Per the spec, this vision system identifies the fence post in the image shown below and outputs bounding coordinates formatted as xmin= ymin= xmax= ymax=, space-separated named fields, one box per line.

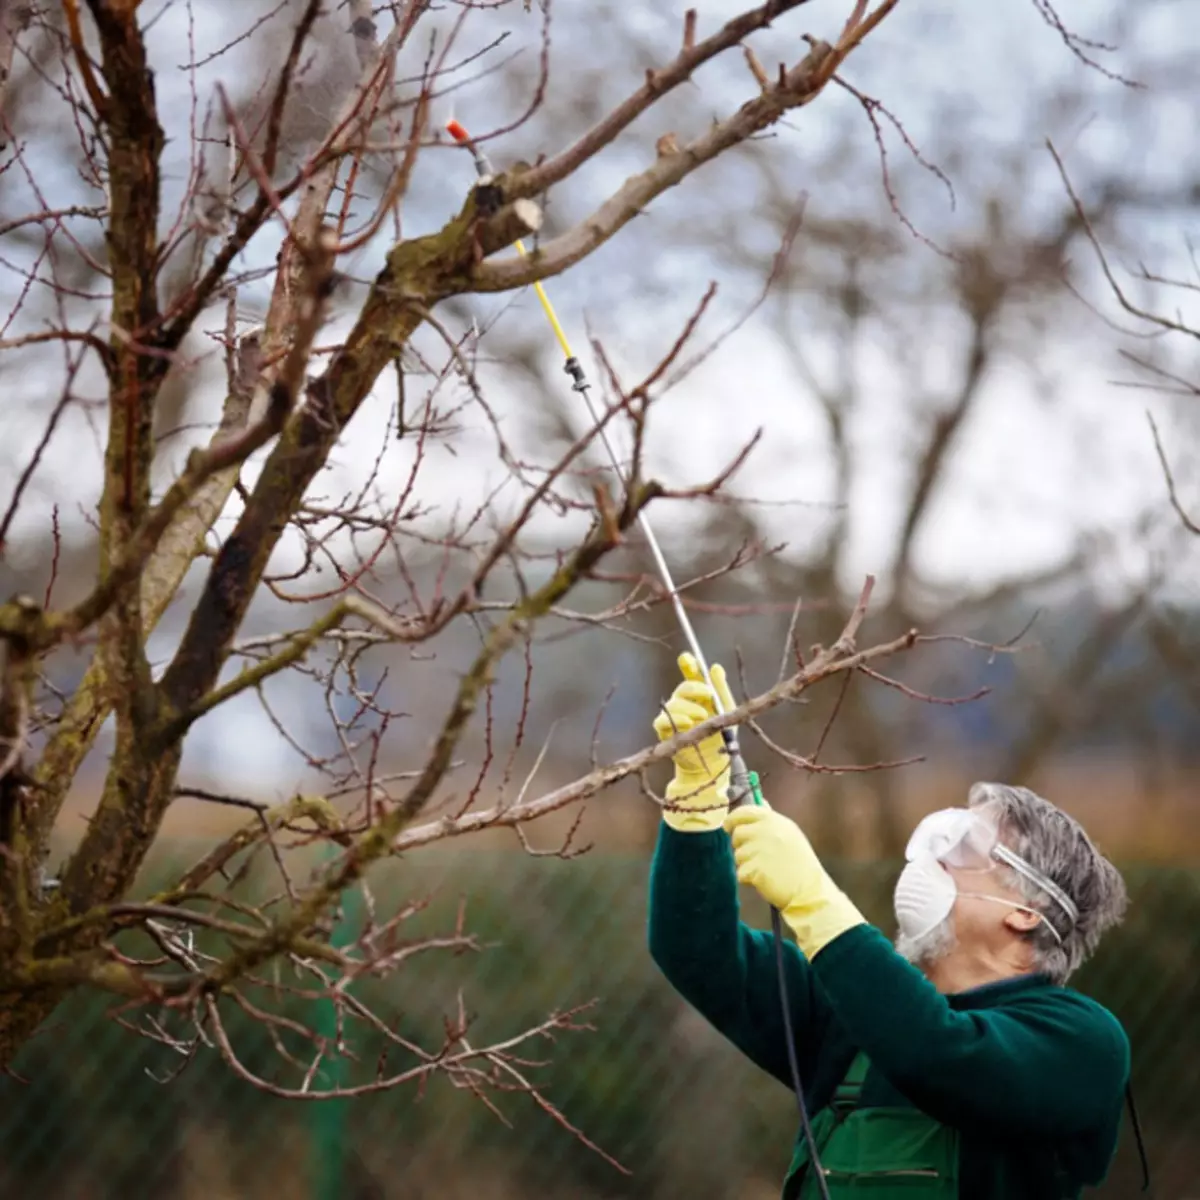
xmin=311 ymin=851 xmax=360 ymax=1200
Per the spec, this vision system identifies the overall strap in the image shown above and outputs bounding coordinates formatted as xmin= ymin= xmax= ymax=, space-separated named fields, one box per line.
xmin=783 ymin=1056 xmax=867 ymax=1199
xmin=829 ymin=1051 xmax=870 ymax=1119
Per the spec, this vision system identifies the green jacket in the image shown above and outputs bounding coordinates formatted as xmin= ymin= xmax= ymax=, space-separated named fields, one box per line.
xmin=647 ymin=826 xmax=1131 ymax=1198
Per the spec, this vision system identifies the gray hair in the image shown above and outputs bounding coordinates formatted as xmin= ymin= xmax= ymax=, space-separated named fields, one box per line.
xmin=967 ymin=782 xmax=1128 ymax=984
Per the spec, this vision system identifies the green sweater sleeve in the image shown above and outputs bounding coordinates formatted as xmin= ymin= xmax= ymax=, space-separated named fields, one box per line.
xmin=811 ymin=924 xmax=1130 ymax=1139
xmin=647 ymin=824 xmax=835 ymax=1091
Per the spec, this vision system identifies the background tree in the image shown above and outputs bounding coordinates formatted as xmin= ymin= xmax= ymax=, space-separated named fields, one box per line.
xmin=482 ymin=0 xmax=1200 ymax=861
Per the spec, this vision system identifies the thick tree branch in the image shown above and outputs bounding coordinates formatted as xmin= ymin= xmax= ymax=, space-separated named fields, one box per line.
xmin=502 ymin=0 xmax=818 ymax=202
xmin=0 ymin=955 xmax=149 ymax=998
xmin=470 ymin=38 xmax=837 ymax=293
xmin=27 ymin=227 xmax=333 ymax=918
xmin=16 ymin=0 xmax=396 ymax=875
xmin=56 ymin=742 xmax=185 ymax=918
xmin=76 ymin=1 xmax=171 ymax=940
xmin=158 ymin=191 xmax=542 ymax=716
xmin=88 ymin=0 xmax=165 ymax=524
xmin=21 ymin=3 xmax=401 ymax=887
xmin=53 ymin=250 xmax=332 ymax=920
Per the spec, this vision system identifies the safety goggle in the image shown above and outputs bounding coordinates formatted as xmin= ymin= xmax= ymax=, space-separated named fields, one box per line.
xmin=906 ymin=808 xmax=1079 ymax=928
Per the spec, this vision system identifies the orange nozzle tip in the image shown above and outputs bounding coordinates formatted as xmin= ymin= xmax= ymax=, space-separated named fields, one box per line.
xmin=445 ymin=120 xmax=471 ymax=143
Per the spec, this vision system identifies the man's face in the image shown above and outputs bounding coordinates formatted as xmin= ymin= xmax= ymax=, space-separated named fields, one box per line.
xmin=944 ymin=857 xmax=1040 ymax=949
xmin=894 ymin=807 xmax=1041 ymax=969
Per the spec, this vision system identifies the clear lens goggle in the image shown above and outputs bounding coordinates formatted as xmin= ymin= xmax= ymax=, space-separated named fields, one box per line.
xmin=906 ymin=808 xmax=1079 ymax=930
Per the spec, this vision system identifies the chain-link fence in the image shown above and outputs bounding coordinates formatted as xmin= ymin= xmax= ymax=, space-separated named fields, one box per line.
xmin=1 ymin=845 xmax=1196 ymax=1200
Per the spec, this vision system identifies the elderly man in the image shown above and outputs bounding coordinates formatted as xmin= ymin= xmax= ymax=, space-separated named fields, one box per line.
xmin=648 ymin=655 xmax=1132 ymax=1200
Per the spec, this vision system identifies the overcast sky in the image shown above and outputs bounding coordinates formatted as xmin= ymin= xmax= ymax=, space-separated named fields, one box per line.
xmin=3 ymin=0 xmax=1199 ymax=789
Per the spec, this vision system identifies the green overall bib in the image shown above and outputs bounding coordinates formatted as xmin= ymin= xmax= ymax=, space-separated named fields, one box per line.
xmin=784 ymin=1054 xmax=960 ymax=1198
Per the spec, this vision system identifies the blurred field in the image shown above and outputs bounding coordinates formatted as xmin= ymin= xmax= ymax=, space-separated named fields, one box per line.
xmin=54 ymin=752 xmax=1200 ymax=862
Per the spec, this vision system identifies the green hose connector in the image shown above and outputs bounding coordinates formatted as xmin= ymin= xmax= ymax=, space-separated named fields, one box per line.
xmin=747 ymin=770 xmax=765 ymax=806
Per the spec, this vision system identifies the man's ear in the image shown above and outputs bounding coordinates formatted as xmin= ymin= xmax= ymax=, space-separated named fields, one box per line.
xmin=1003 ymin=906 xmax=1041 ymax=934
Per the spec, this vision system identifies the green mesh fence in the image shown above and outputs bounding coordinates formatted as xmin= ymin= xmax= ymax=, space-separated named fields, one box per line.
xmin=1 ymin=848 xmax=1196 ymax=1200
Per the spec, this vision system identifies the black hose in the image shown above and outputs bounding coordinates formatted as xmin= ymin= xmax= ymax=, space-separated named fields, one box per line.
xmin=1125 ymin=1083 xmax=1152 ymax=1193
xmin=771 ymin=905 xmax=833 ymax=1200
xmin=723 ymin=730 xmax=832 ymax=1200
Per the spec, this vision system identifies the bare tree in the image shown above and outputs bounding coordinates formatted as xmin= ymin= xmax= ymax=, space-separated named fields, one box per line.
xmin=1048 ymin=140 xmax=1200 ymax=531
xmin=0 ymin=0 xmax=940 ymax=1156
xmin=554 ymin=3 xmax=1200 ymax=858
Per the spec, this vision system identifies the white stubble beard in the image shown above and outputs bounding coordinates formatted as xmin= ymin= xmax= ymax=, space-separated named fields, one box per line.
xmin=895 ymin=914 xmax=957 ymax=971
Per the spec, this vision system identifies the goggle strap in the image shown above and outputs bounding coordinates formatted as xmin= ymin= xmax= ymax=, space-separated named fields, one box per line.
xmin=992 ymin=845 xmax=1079 ymax=926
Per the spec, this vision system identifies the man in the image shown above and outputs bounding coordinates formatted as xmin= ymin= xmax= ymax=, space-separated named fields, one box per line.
xmin=647 ymin=654 xmax=1132 ymax=1199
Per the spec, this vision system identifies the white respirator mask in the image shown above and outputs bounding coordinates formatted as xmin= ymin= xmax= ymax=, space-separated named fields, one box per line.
xmin=893 ymin=808 xmax=1079 ymax=944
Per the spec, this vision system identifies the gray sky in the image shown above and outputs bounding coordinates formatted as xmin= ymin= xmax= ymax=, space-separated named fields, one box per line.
xmin=3 ymin=0 xmax=1199 ymax=789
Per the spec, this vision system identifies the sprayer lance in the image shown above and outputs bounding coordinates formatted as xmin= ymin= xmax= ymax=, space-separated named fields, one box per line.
xmin=446 ymin=117 xmax=827 ymax=1199
xmin=444 ymin=119 xmax=758 ymax=807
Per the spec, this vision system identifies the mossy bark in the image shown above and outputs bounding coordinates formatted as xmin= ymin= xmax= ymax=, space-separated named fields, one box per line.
xmin=0 ymin=143 xmax=542 ymax=1067
xmin=0 ymin=1 xmax=172 ymax=1069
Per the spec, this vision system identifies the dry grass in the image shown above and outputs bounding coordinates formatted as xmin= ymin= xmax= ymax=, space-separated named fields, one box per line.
xmin=50 ymin=752 xmax=1200 ymax=865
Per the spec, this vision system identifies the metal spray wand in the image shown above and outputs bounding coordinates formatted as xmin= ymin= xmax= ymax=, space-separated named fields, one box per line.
xmin=445 ymin=119 xmax=831 ymax=1199
xmin=444 ymin=119 xmax=764 ymax=810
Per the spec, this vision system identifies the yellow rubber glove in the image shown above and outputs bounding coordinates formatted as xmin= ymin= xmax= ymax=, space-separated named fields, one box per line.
xmin=724 ymin=801 xmax=866 ymax=958
xmin=652 ymin=652 xmax=734 ymax=832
